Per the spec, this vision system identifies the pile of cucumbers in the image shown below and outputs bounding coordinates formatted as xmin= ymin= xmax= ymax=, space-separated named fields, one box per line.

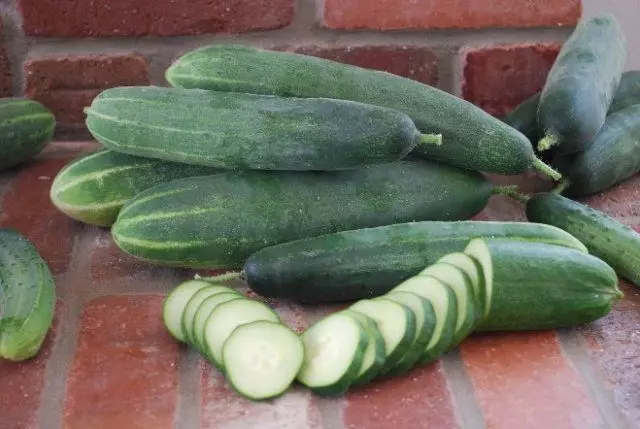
xmin=39 ymin=11 xmax=640 ymax=399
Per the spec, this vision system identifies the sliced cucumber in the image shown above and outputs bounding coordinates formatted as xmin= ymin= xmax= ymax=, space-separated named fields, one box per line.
xmin=349 ymin=298 xmax=416 ymax=374
xmin=162 ymin=280 xmax=212 ymax=342
xmin=193 ymin=292 xmax=243 ymax=359
xmin=383 ymin=291 xmax=436 ymax=376
xmin=392 ymin=275 xmax=457 ymax=365
xmin=437 ymin=252 xmax=486 ymax=323
xmin=419 ymin=263 xmax=476 ymax=346
xmin=222 ymin=320 xmax=304 ymax=401
xmin=344 ymin=311 xmax=386 ymax=385
xmin=297 ymin=309 xmax=368 ymax=396
xmin=182 ymin=285 xmax=239 ymax=345
xmin=203 ymin=298 xmax=280 ymax=369
xmin=464 ymin=239 xmax=493 ymax=318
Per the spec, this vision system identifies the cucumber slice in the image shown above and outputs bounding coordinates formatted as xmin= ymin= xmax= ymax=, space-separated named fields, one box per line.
xmin=346 ymin=311 xmax=386 ymax=385
xmin=349 ymin=298 xmax=416 ymax=374
xmin=419 ymin=263 xmax=476 ymax=346
xmin=297 ymin=309 xmax=368 ymax=396
xmin=162 ymin=280 xmax=212 ymax=342
xmin=464 ymin=239 xmax=493 ymax=318
xmin=383 ymin=291 xmax=436 ymax=376
xmin=182 ymin=285 xmax=239 ymax=345
xmin=222 ymin=320 xmax=304 ymax=401
xmin=193 ymin=292 xmax=243 ymax=359
xmin=392 ymin=275 xmax=457 ymax=365
xmin=438 ymin=252 xmax=486 ymax=323
xmin=203 ymin=298 xmax=280 ymax=369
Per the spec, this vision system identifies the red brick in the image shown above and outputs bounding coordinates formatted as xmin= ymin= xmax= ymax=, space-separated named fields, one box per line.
xmin=579 ymin=282 xmax=640 ymax=425
xmin=344 ymin=362 xmax=457 ymax=429
xmin=291 ymin=45 xmax=438 ymax=86
xmin=0 ymin=16 xmax=12 ymax=97
xmin=575 ymin=173 xmax=640 ymax=219
xmin=90 ymin=229 xmax=154 ymax=281
xmin=17 ymin=0 xmax=294 ymax=37
xmin=63 ymin=295 xmax=178 ymax=429
xmin=462 ymin=44 xmax=561 ymax=116
xmin=24 ymin=54 xmax=149 ymax=130
xmin=323 ymin=0 xmax=581 ymax=31
xmin=0 ymin=301 xmax=62 ymax=429
xmin=460 ymin=331 xmax=603 ymax=428
xmin=0 ymin=157 xmax=82 ymax=274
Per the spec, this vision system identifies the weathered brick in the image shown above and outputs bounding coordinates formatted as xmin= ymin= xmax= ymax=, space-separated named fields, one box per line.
xmin=0 ymin=301 xmax=62 ymax=429
xmin=291 ymin=45 xmax=439 ymax=86
xmin=17 ymin=0 xmax=294 ymax=37
xmin=63 ymin=295 xmax=178 ymax=429
xmin=0 ymin=16 xmax=12 ymax=98
xmin=460 ymin=331 xmax=603 ymax=428
xmin=462 ymin=44 xmax=561 ymax=116
xmin=0 ymin=157 xmax=82 ymax=274
xmin=24 ymin=54 xmax=149 ymax=131
xmin=579 ymin=282 xmax=640 ymax=426
xmin=323 ymin=0 xmax=581 ymax=31
xmin=344 ymin=362 xmax=457 ymax=429
xmin=89 ymin=229 xmax=154 ymax=282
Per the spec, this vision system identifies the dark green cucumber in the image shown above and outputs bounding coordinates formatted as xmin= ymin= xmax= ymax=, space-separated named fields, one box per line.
xmin=85 ymin=86 xmax=440 ymax=171
xmin=608 ymin=70 xmax=640 ymax=113
xmin=112 ymin=160 xmax=494 ymax=269
xmin=0 ymin=228 xmax=56 ymax=361
xmin=526 ymin=192 xmax=640 ymax=289
xmin=50 ymin=149 xmax=222 ymax=226
xmin=537 ymin=14 xmax=627 ymax=154
xmin=165 ymin=44 xmax=560 ymax=180
xmin=0 ymin=98 xmax=55 ymax=171
xmin=552 ymin=104 xmax=640 ymax=197
xmin=472 ymin=240 xmax=621 ymax=331
xmin=243 ymin=220 xmax=587 ymax=303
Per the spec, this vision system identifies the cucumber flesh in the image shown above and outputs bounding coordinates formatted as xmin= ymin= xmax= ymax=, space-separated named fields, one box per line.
xmin=193 ymin=292 xmax=243 ymax=359
xmin=222 ymin=320 xmax=304 ymax=401
xmin=437 ymin=252 xmax=485 ymax=324
xmin=181 ymin=285 xmax=238 ymax=345
xmin=297 ymin=310 xmax=368 ymax=396
xmin=162 ymin=280 xmax=212 ymax=342
xmin=349 ymin=298 xmax=417 ymax=374
xmin=464 ymin=239 xmax=494 ymax=319
xmin=344 ymin=312 xmax=386 ymax=385
xmin=203 ymin=298 xmax=280 ymax=369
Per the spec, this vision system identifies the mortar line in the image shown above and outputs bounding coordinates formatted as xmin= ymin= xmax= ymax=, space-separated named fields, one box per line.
xmin=440 ymin=349 xmax=485 ymax=429
xmin=314 ymin=396 xmax=346 ymax=429
xmin=174 ymin=349 xmax=204 ymax=429
xmin=0 ymin=0 xmax=29 ymax=96
xmin=557 ymin=329 xmax=633 ymax=429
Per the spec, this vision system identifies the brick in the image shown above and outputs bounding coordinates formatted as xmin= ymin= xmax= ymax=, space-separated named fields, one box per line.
xmin=0 ymin=302 xmax=62 ymax=429
xmin=90 ymin=229 xmax=154 ymax=282
xmin=292 ymin=45 xmax=439 ymax=86
xmin=63 ymin=295 xmax=178 ymax=429
xmin=460 ymin=331 xmax=603 ymax=428
xmin=575 ymin=173 xmax=640 ymax=219
xmin=0 ymin=157 xmax=82 ymax=274
xmin=17 ymin=0 xmax=294 ymax=37
xmin=344 ymin=362 xmax=457 ymax=429
xmin=579 ymin=282 xmax=640 ymax=426
xmin=0 ymin=16 xmax=12 ymax=97
xmin=462 ymin=44 xmax=561 ymax=116
xmin=323 ymin=0 xmax=581 ymax=31
xmin=24 ymin=54 xmax=149 ymax=130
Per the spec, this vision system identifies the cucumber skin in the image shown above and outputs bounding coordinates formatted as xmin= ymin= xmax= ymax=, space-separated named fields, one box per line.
xmin=0 ymin=98 xmax=55 ymax=171
xmin=243 ymin=221 xmax=588 ymax=304
xmin=526 ymin=193 xmax=640 ymax=289
xmin=477 ymin=241 xmax=621 ymax=331
xmin=0 ymin=228 xmax=55 ymax=361
xmin=85 ymin=86 xmax=421 ymax=171
xmin=50 ymin=149 xmax=222 ymax=226
xmin=537 ymin=14 xmax=627 ymax=155
xmin=112 ymin=161 xmax=493 ymax=269
xmin=166 ymin=44 xmax=540 ymax=176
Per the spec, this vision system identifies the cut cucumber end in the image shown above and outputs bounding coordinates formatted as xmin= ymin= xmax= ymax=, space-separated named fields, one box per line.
xmin=193 ymin=292 xmax=244 ymax=357
xmin=418 ymin=133 xmax=443 ymax=147
xmin=532 ymin=157 xmax=562 ymax=181
xmin=181 ymin=285 xmax=238 ymax=345
xmin=162 ymin=279 xmax=213 ymax=342
xmin=463 ymin=239 xmax=493 ymax=319
xmin=195 ymin=271 xmax=243 ymax=282
xmin=344 ymin=312 xmax=386 ymax=385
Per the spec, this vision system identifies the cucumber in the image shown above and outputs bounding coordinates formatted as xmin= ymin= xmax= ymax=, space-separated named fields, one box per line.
xmin=609 ymin=70 xmax=640 ymax=113
xmin=50 ymin=149 xmax=222 ymax=226
xmin=345 ymin=312 xmax=386 ymax=385
xmin=181 ymin=285 xmax=239 ymax=345
xmin=437 ymin=253 xmax=486 ymax=322
xmin=162 ymin=280 xmax=213 ymax=342
xmin=193 ymin=292 xmax=242 ymax=358
xmin=112 ymin=160 xmax=494 ymax=269
xmin=468 ymin=239 xmax=622 ymax=331
xmin=85 ymin=86 xmax=440 ymax=172
xmin=243 ymin=220 xmax=588 ymax=304
xmin=296 ymin=309 xmax=368 ymax=396
xmin=526 ymin=192 xmax=640 ymax=289
xmin=536 ymin=14 xmax=627 ymax=154
xmin=0 ymin=228 xmax=56 ymax=361
xmin=222 ymin=320 xmax=304 ymax=401
xmin=551 ymin=104 xmax=640 ymax=197
xmin=0 ymin=98 xmax=55 ymax=171
xmin=165 ymin=44 xmax=560 ymax=180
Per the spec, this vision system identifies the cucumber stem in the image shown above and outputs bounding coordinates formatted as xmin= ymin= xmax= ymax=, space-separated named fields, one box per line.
xmin=551 ymin=178 xmax=571 ymax=195
xmin=418 ymin=133 xmax=442 ymax=147
xmin=532 ymin=157 xmax=562 ymax=182
xmin=195 ymin=271 xmax=243 ymax=283
xmin=537 ymin=134 xmax=559 ymax=152
xmin=492 ymin=185 xmax=530 ymax=203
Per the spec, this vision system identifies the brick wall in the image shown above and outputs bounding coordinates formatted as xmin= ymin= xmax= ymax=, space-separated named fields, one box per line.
xmin=0 ymin=0 xmax=583 ymax=139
